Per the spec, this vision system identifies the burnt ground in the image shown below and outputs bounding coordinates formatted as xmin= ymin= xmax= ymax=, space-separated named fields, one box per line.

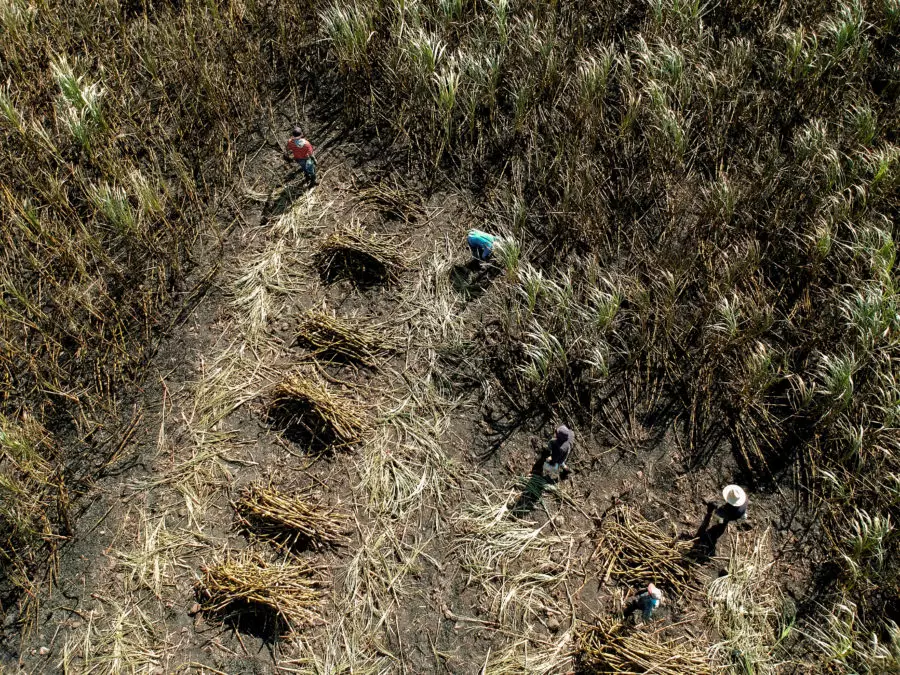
xmin=2 ymin=107 xmax=820 ymax=674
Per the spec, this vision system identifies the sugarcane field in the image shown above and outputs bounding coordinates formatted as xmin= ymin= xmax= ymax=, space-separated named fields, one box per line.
xmin=1 ymin=0 xmax=899 ymax=673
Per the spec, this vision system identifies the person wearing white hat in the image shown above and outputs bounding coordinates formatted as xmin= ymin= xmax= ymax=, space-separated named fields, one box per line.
xmin=713 ymin=484 xmax=748 ymax=525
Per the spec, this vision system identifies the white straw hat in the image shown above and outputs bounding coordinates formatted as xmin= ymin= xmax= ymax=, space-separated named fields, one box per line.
xmin=723 ymin=485 xmax=747 ymax=507
xmin=647 ymin=583 xmax=662 ymax=599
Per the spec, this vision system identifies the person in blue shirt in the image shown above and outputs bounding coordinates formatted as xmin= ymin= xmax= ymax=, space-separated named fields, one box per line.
xmin=467 ymin=229 xmax=497 ymax=262
xmin=627 ymin=583 xmax=663 ymax=622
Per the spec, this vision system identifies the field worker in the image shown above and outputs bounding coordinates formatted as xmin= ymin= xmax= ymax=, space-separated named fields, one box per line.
xmin=629 ymin=583 xmax=663 ymax=621
xmin=467 ymin=229 xmax=497 ymax=262
xmin=543 ymin=424 xmax=574 ymax=480
xmin=713 ymin=484 xmax=748 ymax=526
xmin=285 ymin=126 xmax=317 ymax=185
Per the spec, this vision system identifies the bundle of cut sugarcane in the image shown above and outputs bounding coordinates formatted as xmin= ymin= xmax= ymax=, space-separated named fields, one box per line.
xmin=269 ymin=371 xmax=369 ymax=450
xmin=578 ymin=618 xmax=712 ymax=675
xmin=356 ymin=179 xmax=424 ymax=219
xmin=197 ymin=551 xmax=327 ymax=634
xmin=594 ymin=505 xmax=697 ymax=594
xmin=235 ymin=482 xmax=349 ymax=550
xmin=316 ymin=225 xmax=405 ymax=285
xmin=295 ymin=309 xmax=392 ymax=366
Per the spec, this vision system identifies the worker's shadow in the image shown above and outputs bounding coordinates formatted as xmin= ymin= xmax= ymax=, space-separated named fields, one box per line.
xmin=511 ymin=456 xmax=551 ymax=517
xmin=687 ymin=503 xmax=726 ymax=563
xmin=449 ymin=260 xmax=500 ymax=300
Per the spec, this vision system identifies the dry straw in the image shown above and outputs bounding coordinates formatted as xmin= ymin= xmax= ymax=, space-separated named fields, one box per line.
xmin=197 ymin=551 xmax=327 ymax=634
xmin=578 ymin=617 xmax=712 ymax=674
xmin=594 ymin=505 xmax=697 ymax=594
xmin=295 ymin=308 xmax=392 ymax=366
xmin=316 ymin=224 xmax=406 ymax=285
xmin=235 ymin=482 xmax=349 ymax=550
xmin=355 ymin=177 xmax=425 ymax=219
xmin=269 ymin=371 xmax=369 ymax=450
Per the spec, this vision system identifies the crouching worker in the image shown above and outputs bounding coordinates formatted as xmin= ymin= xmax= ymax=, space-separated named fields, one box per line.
xmin=712 ymin=485 xmax=748 ymax=526
xmin=626 ymin=583 xmax=663 ymax=623
xmin=467 ymin=229 xmax=497 ymax=262
xmin=543 ymin=425 xmax=574 ymax=481
xmin=284 ymin=126 xmax=317 ymax=185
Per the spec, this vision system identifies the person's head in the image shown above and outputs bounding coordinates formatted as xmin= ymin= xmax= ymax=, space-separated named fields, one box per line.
xmin=291 ymin=126 xmax=303 ymax=138
xmin=556 ymin=425 xmax=572 ymax=441
xmin=647 ymin=583 xmax=662 ymax=599
xmin=723 ymin=485 xmax=747 ymax=507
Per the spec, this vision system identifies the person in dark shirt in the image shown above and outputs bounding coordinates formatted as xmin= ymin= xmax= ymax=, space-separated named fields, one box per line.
xmin=713 ymin=485 xmax=748 ymax=525
xmin=691 ymin=485 xmax=750 ymax=561
xmin=543 ymin=425 xmax=573 ymax=479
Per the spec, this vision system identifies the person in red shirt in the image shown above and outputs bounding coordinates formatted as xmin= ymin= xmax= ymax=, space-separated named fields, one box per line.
xmin=284 ymin=126 xmax=317 ymax=185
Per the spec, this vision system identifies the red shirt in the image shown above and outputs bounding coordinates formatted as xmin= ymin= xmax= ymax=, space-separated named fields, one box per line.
xmin=286 ymin=137 xmax=314 ymax=160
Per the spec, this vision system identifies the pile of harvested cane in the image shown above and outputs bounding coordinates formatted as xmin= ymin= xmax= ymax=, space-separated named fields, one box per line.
xmin=594 ymin=506 xmax=696 ymax=593
xmin=577 ymin=618 xmax=712 ymax=675
xmin=235 ymin=482 xmax=349 ymax=550
xmin=356 ymin=179 xmax=424 ymax=220
xmin=316 ymin=225 xmax=405 ymax=285
xmin=295 ymin=309 xmax=391 ymax=366
xmin=197 ymin=551 xmax=327 ymax=634
xmin=269 ymin=372 xmax=369 ymax=450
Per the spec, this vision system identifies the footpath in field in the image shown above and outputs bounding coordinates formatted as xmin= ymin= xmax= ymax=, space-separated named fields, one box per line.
xmin=8 ymin=120 xmax=811 ymax=674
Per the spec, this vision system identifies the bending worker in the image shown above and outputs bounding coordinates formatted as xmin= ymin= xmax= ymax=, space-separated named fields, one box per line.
xmin=543 ymin=425 xmax=574 ymax=480
xmin=627 ymin=583 xmax=663 ymax=622
xmin=467 ymin=229 xmax=497 ymax=262
xmin=712 ymin=484 xmax=748 ymax=526
xmin=285 ymin=126 xmax=317 ymax=185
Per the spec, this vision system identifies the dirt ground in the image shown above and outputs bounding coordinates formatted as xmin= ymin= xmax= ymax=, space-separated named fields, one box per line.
xmin=1 ymin=111 xmax=819 ymax=674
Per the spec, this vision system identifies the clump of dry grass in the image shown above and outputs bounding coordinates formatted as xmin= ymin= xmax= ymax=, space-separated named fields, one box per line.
xmin=594 ymin=506 xmax=696 ymax=594
xmin=0 ymin=413 xmax=69 ymax=624
xmin=316 ymin=224 xmax=406 ymax=285
xmin=235 ymin=481 xmax=349 ymax=550
xmin=296 ymin=308 xmax=392 ymax=366
xmin=577 ymin=617 xmax=712 ymax=675
xmin=197 ymin=551 xmax=327 ymax=634
xmin=485 ymin=633 xmax=574 ymax=674
xmin=269 ymin=371 xmax=369 ymax=451
xmin=707 ymin=529 xmax=783 ymax=674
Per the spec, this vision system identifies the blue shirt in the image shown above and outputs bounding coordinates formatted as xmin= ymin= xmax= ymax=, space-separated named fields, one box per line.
xmin=467 ymin=230 xmax=496 ymax=252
